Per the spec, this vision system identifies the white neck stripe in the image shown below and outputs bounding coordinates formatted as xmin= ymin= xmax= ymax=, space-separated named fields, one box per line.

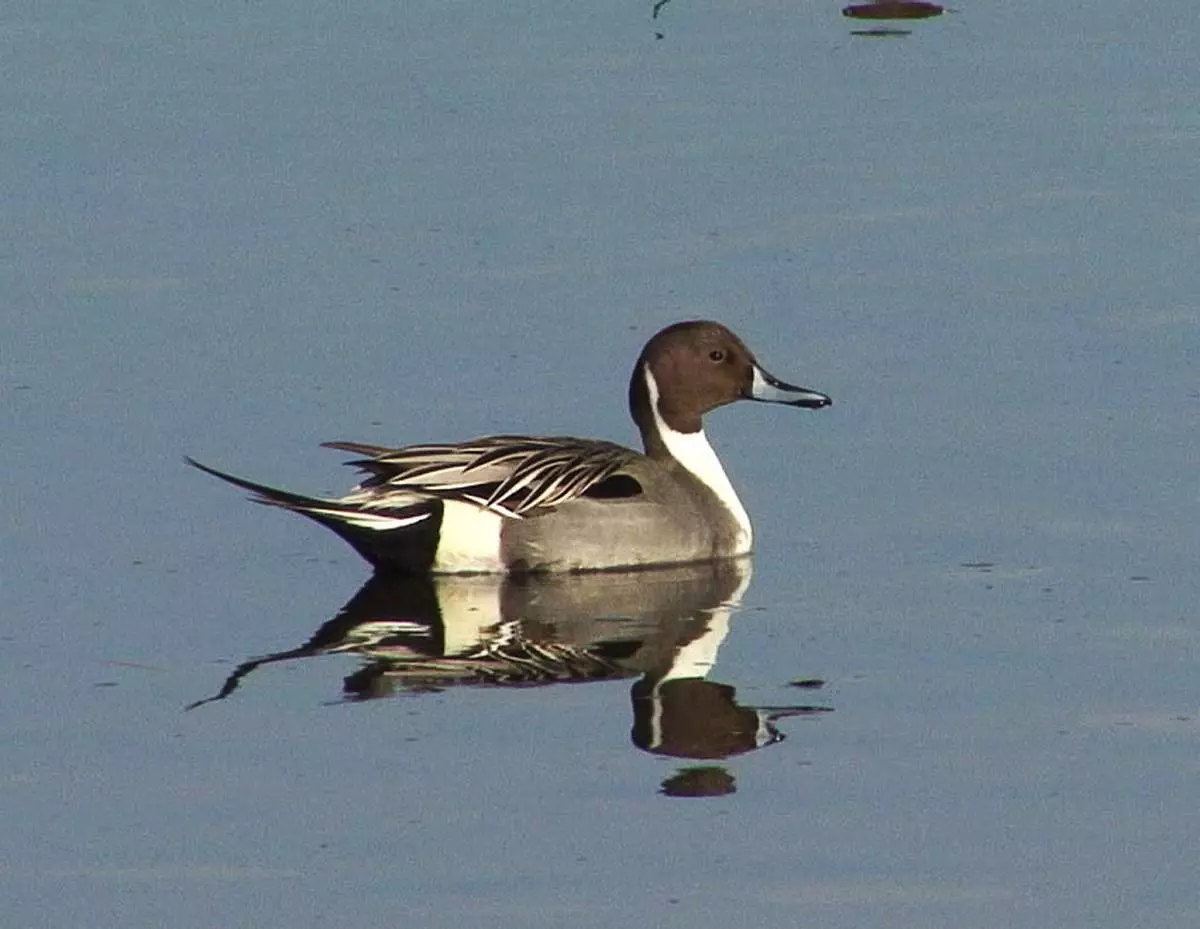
xmin=643 ymin=367 xmax=752 ymax=550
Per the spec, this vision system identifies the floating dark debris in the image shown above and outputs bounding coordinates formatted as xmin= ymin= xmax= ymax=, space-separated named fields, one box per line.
xmin=850 ymin=28 xmax=914 ymax=37
xmin=843 ymin=2 xmax=945 ymax=19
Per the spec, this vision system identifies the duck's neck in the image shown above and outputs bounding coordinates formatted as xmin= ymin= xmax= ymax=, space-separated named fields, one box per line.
xmin=631 ymin=365 xmax=752 ymax=545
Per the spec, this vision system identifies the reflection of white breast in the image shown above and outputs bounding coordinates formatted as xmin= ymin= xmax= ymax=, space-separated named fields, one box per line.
xmin=659 ymin=613 xmax=730 ymax=683
xmin=433 ymin=575 xmax=505 ymax=654
xmin=658 ymin=566 xmax=749 ymax=684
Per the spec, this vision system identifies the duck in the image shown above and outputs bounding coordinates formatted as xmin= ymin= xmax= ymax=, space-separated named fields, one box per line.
xmin=188 ymin=320 xmax=830 ymax=574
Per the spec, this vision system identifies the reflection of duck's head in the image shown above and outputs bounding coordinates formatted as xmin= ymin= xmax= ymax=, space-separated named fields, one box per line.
xmin=632 ymin=678 xmax=770 ymax=759
xmin=631 ymin=678 xmax=830 ymax=760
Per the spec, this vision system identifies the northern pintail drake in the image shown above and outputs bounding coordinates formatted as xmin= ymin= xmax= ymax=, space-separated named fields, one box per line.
xmin=188 ymin=320 xmax=830 ymax=574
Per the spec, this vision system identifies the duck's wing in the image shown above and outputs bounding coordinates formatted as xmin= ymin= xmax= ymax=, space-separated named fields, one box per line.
xmin=324 ymin=435 xmax=643 ymax=518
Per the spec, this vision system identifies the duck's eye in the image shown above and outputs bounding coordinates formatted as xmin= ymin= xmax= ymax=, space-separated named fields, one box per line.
xmin=709 ymin=349 xmax=726 ymax=362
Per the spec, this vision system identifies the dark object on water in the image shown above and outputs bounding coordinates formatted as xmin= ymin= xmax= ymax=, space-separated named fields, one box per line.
xmin=843 ymin=1 xmax=944 ymax=19
xmin=850 ymin=28 xmax=914 ymax=37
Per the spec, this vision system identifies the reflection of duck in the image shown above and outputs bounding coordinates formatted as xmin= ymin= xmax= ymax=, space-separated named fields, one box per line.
xmin=188 ymin=321 xmax=829 ymax=574
xmin=190 ymin=562 xmax=831 ymax=789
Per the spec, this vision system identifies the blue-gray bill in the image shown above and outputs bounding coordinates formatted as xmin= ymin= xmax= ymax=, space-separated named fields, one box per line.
xmin=748 ymin=365 xmax=832 ymax=409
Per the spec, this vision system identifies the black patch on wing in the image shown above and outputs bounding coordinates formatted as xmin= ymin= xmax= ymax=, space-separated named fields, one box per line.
xmin=466 ymin=481 xmax=502 ymax=500
xmin=581 ymin=474 xmax=643 ymax=500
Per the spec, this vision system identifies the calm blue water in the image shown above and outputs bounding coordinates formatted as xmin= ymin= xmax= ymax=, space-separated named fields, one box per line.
xmin=2 ymin=1 xmax=1197 ymax=926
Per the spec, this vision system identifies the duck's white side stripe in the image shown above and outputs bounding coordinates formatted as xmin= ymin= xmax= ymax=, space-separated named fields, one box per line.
xmin=643 ymin=367 xmax=752 ymax=552
xmin=304 ymin=507 xmax=431 ymax=531
xmin=432 ymin=500 xmax=505 ymax=573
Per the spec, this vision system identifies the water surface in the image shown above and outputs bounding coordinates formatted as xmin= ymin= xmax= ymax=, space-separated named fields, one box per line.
xmin=2 ymin=1 xmax=1196 ymax=926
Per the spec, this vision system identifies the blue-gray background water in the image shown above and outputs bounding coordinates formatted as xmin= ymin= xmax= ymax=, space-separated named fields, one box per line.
xmin=2 ymin=1 xmax=1196 ymax=926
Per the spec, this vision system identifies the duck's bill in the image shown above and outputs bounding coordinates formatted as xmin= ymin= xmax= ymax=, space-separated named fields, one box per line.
xmin=748 ymin=366 xmax=832 ymax=408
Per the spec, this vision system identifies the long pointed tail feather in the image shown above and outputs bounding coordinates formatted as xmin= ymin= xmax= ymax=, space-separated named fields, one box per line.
xmin=185 ymin=457 xmax=440 ymax=572
xmin=184 ymin=456 xmax=333 ymax=511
